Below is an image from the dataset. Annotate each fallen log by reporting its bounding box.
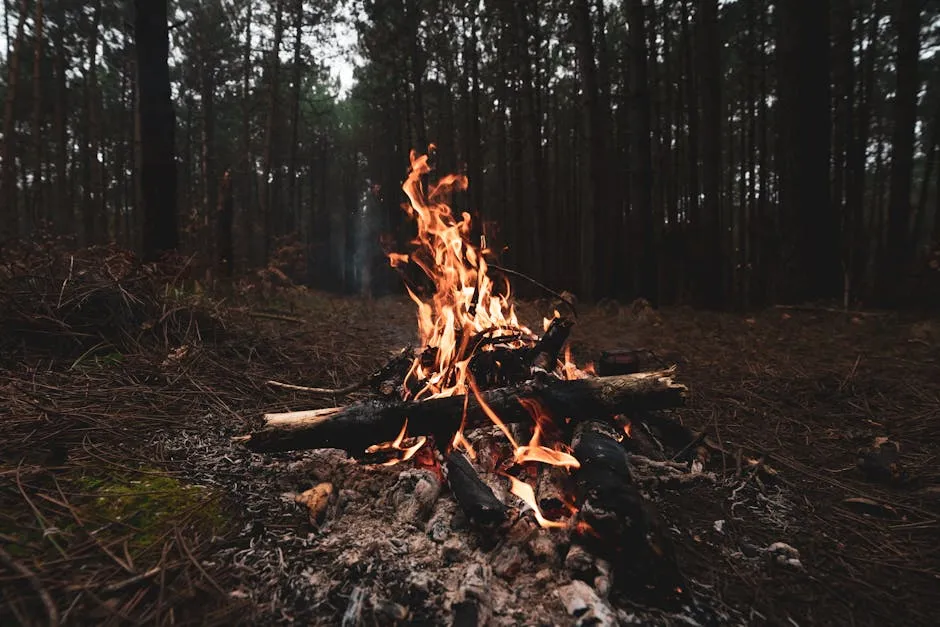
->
[237,369,687,454]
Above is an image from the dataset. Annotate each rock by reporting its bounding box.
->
[765,542,803,570]
[555,580,617,626]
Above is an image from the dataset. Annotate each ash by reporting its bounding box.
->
[155,414,751,626]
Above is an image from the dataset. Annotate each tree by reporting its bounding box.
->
[135,0,178,261]
[882,0,921,303]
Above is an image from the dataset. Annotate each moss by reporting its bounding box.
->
[73,469,226,551]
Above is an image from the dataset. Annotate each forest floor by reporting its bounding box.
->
[2,247,939,626]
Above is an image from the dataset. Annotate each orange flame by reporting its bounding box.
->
[393,148,536,401]
[364,419,427,466]
[512,398,580,470]
[507,475,568,529]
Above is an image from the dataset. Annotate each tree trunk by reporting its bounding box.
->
[242,0,254,268]
[52,0,69,235]
[261,0,284,261]
[881,0,921,303]
[199,7,218,262]
[0,0,28,239]
[81,0,102,245]
[135,0,179,261]
[697,0,721,308]
[286,0,304,235]
[572,0,602,301]
[777,0,836,302]
[29,0,44,228]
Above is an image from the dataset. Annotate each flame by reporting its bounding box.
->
[364,419,427,466]
[507,475,568,529]
[512,398,580,470]
[393,148,536,401]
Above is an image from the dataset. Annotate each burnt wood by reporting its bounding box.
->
[239,369,687,454]
[444,450,509,526]
[528,316,574,373]
[571,419,688,608]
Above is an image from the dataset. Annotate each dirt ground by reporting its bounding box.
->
[2,251,939,626]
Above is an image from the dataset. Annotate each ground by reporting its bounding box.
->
[1,249,939,626]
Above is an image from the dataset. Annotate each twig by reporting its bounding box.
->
[248,311,306,324]
[487,263,578,318]
[265,379,365,395]
[0,545,60,627]
[174,527,228,597]
[56,255,74,309]
[99,567,163,595]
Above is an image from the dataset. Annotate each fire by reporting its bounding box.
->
[507,476,568,529]
[383,147,591,529]
[393,148,536,401]
[512,398,580,470]
[364,419,427,466]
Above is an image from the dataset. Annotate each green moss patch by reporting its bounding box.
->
[74,470,225,551]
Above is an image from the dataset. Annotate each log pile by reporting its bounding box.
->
[237,314,719,616]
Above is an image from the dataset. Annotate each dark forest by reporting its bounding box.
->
[2,2,939,626]
[1,0,939,307]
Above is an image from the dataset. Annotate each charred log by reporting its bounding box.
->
[468,346,529,389]
[238,369,687,454]
[571,419,688,608]
[444,450,508,526]
[529,316,574,373]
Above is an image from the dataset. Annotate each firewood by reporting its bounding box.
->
[237,369,687,454]
[443,450,508,526]
[570,419,688,608]
[529,316,574,373]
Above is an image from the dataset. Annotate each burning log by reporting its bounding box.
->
[443,450,508,526]
[237,369,687,454]
[528,316,574,373]
[570,419,688,607]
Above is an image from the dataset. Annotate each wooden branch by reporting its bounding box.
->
[238,369,687,454]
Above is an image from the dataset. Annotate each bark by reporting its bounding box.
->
[135,0,179,261]
[240,369,688,454]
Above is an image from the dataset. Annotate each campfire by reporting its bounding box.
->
[238,148,717,622]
